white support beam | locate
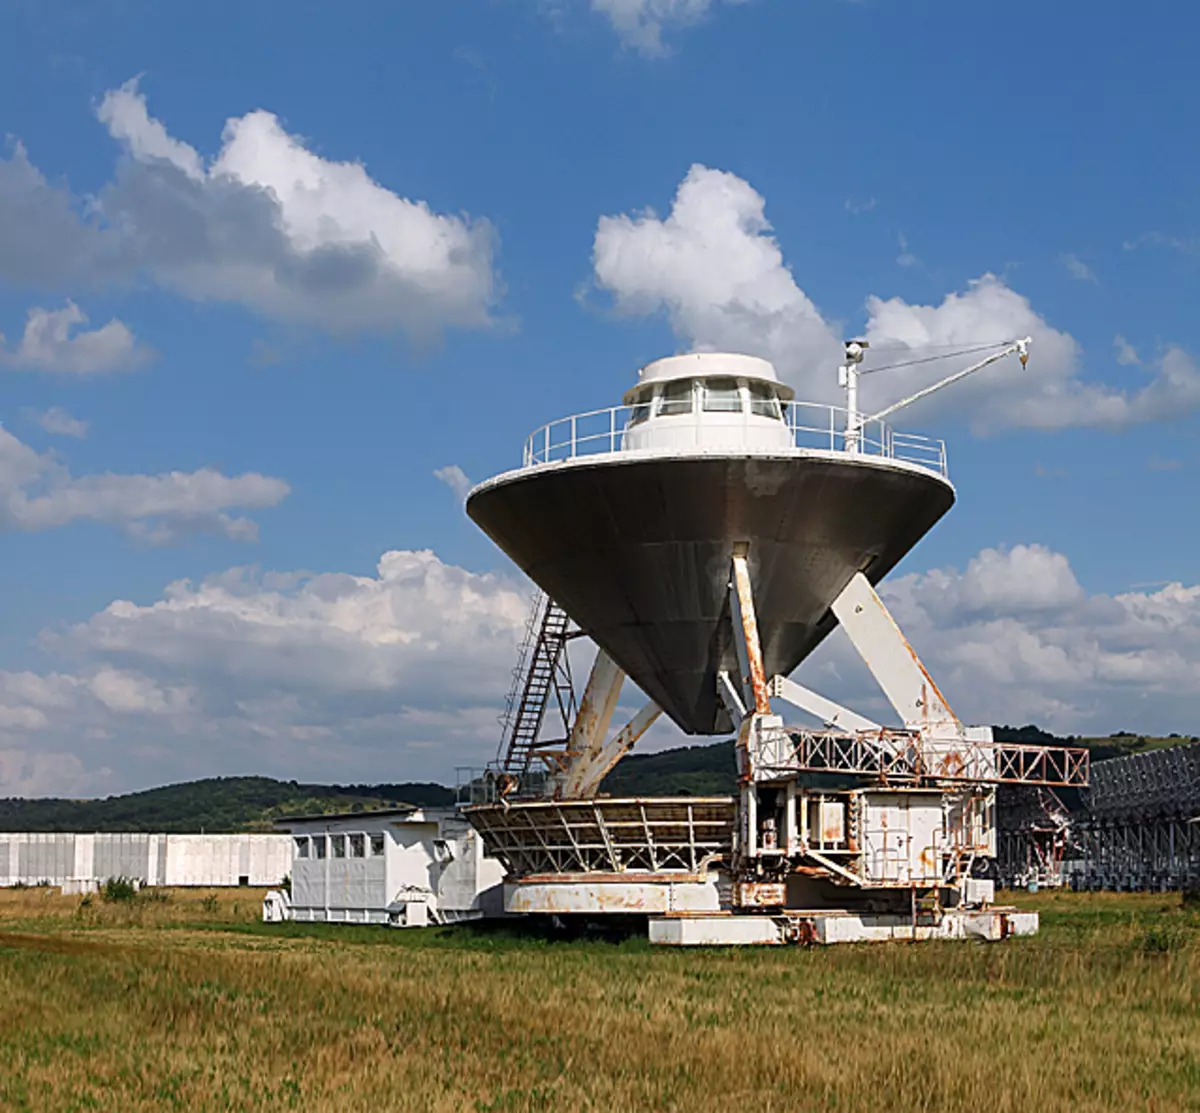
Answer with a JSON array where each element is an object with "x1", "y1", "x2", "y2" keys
[
  {"x1": 564, "y1": 701, "x2": 663, "y2": 799},
  {"x1": 770, "y1": 675, "x2": 880, "y2": 733},
  {"x1": 562, "y1": 648, "x2": 624, "y2": 787},
  {"x1": 829, "y1": 572, "x2": 958, "y2": 732},
  {"x1": 716, "y1": 670, "x2": 747, "y2": 723}
]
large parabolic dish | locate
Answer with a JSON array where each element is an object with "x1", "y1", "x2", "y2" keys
[{"x1": 466, "y1": 353, "x2": 956, "y2": 735}]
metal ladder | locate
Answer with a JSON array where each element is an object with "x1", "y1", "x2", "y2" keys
[{"x1": 497, "y1": 592, "x2": 575, "y2": 775}]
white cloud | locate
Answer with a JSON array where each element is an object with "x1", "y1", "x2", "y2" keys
[
  {"x1": 6, "y1": 540, "x2": 1200, "y2": 794},
  {"x1": 33, "y1": 407, "x2": 88, "y2": 438},
  {"x1": 801, "y1": 543, "x2": 1200, "y2": 737},
  {"x1": 1060, "y1": 253, "x2": 1097, "y2": 283},
  {"x1": 590, "y1": 0, "x2": 746, "y2": 55},
  {"x1": 0, "y1": 81, "x2": 498, "y2": 339},
  {"x1": 844, "y1": 197, "x2": 877, "y2": 215},
  {"x1": 0, "y1": 748, "x2": 108, "y2": 797},
  {"x1": 87, "y1": 667, "x2": 192, "y2": 715},
  {"x1": 592, "y1": 164, "x2": 1200, "y2": 431},
  {"x1": 592, "y1": 163, "x2": 841, "y2": 383},
  {"x1": 0, "y1": 424, "x2": 288, "y2": 541},
  {"x1": 1, "y1": 550, "x2": 530, "y2": 794},
  {"x1": 1114, "y1": 334, "x2": 1140, "y2": 366},
  {"x1": 0, "y1": 302, "x2": 152, "y2": 374},
  {"x1": 1124, "y1": 232, "x2": 1200, "y2": 258},
  {"x1": 433, "y1": 464, "x2": 472, "y2": 501}
]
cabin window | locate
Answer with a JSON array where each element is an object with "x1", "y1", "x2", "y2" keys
[
  {"x1": 702, "y1": 378, "x2": 743, "y2": 413},
  {"x1": 628, "y1": 401, "x2": 652, "y2": 427},
  {"x1": 349, "y1": 834, "x2": 366, "y2": 859},
  {"x1": 748, "y1": 382, "x2": 783, "y2": 420},
  {"x1": 370, "y1": 833, "x2": 386, "y2": 857},
  {"x1": 313, "y1": 836, "x2": 327, "y2": 860},
  {"x1": 294, "y1": 836, "x2": 309, "y2": 859},
  {"x1": 331, "y1": 834, "x2": 346, "y2": 859},
  {"x1": 657, "y1": 380, "x2": 694, "y2": 416}
]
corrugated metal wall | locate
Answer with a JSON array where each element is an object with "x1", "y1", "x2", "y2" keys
[{"x1": 0, "y1": 833, "x2": 292, "y2": 887}]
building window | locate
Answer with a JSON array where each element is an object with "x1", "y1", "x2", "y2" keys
[
  {"x1": 370, "y1": 833, "x2": 386, "y2": 857},
  {"x1": 294, "y1": 836, "x2": 309, "y2": 859},
  {"x1": 748, "y1": 383, "x2": 783, "y2": 420},
  {"x1": 628, "y1": 401, "x2": 652, "y2": 427},
  {"x1": 331, "y1": 835, "x2": 346, "y2": 859},
  {"x1": 349, "y1": 834, "x2": 366, "y2": 859},
  {"x1": 656, "y1": 380, "x2": 694, "y2": 416},
  {"x1": 702, "y1": 378, "x2": 742, "y2": 413},
  {"x1": 313, "y1": 836, "x2": 327, "y2": 860}
]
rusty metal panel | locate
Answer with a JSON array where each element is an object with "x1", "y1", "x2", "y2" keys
[{"x1": 733, "y1": 881, "x2": 786, "y2": 908}]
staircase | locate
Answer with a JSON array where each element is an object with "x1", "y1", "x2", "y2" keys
[{"x1": 497, "y1": 593, "x2": 574, "y2": 775}]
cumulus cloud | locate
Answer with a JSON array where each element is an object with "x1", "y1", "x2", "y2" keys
[
  {"x1": 589, "y1": 0, "x2": 746, "y2": 55},
  {"x1": 0, "y1": 424, "x2": 288, "y2": 542},
  {"x1": 592, "y1": 164, "x2": 1200, "y2": 431},
  {"x1": 801, "y1": 544, "x2": 1200, "y2": 737},
  {"x1": 0, "y1": 81, "x2": 497, "y2": 339},
  {"x1": 32, "y1": 407, "x2": 88, "y2": 438},
  {"x1": 0, "y1": 302, "x2": 153, "y2": 374},
  {"x1": 592, "y1": 164, "x2": 841, "y2": 382},
  {"x1": 1, "y1": 550, "x2": 529, "y2": 794},
  {"x1": 1114, "y1": 335, "x2": 1140, "y2": 366},
  {"x1": 6, "y1": 541, "x2": 1200, "y2": 794},
  {"x1": 433, "y1": 464, "x2": 472, "y2": 501}
]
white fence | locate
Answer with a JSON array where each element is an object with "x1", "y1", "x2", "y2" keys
[{"x1": 521, "y1": 401, "x2": 948, "y2": 477}]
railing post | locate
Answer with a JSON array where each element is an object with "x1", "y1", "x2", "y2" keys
[
  {"x1": 544, "y1": 424, "x2": 550, "y2": 465},
  {"x1": 829, "y1": 405, "x2": 835, "y2": 451},
  {"x1": 610, "y1": 407, "x2": 616, "y2": 453},
  {"x1": 571, "y1": 415, "x2": 577, "y2": 459}
]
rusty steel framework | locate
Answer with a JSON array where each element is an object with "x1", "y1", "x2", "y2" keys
[
  {"x1": 998, "y1": 745, "x2": 1200, "y2": 891},
  {"x1": 459, "y1": 343, "x2": 1099, "y2": 942},
  {"x1": 748, "y1": 726, "x2": 1089, "y2": 788},
  {"x1": 467, "y1": 561, "x2": 1090, "y2": 931}
]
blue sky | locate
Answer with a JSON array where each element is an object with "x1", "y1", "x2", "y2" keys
[{"x1": 0, "y1": 0, "x2": 1197, "y2": 795}]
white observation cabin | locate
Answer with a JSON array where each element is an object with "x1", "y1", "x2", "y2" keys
[{"x1": 622, "y1": 353, "x2": 796, "y2": 454}]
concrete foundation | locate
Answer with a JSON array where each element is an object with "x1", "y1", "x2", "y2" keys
[{"x1": 648, "y1": 907, "x2": 1038, "y2": 946}]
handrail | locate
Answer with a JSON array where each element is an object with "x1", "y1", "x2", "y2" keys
[{"x1": 520, "y1": 401, "x2": 948, "y2": 478}]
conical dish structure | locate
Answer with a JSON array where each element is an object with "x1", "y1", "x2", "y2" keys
[{"x1": 467, "y1": 354, "x2": 955, "y2": 735}]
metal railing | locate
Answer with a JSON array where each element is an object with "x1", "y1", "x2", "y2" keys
[{"x1": 520, "y1": 401, "x2": 948, "y2": 477}]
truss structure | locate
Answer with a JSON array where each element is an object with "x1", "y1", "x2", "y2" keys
[
  {"x1": 467, "y1": 797, "x2": 735, "y2": 877},
  {"x1": 1084, "y1": 745, "x2": 1200, "y2": 820},
  {"x1": 999, "y1": 744, "x2": 1200, "y2": 892},
  {"x1": 748, "y1": 724, "x2": 1089, "y2": 788}
]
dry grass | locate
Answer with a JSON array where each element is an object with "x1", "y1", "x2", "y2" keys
[{"x1": 0, "y1": 888, "x2": 1198, "y2": 1112}]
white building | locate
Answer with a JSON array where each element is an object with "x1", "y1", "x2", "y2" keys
[
  {"x1": 0, "y1": 832, "x2": 292, "y2": 891},
  {"x1": 278, "y1": 806, "x2": 505, "y2": 926}
]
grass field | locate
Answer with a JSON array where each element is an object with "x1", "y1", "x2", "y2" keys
[{"x1": 0, "y1": 887, "x2": 1197, "y2": 1112}]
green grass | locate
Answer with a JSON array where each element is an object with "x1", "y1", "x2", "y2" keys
[{"x1": 0, "y1": 888, "x2": 1198, "y2": 1112}]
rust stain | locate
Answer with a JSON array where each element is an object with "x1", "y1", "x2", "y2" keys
[{"x1": 732, "y1": 550, "x2": 770, "y2": 715}]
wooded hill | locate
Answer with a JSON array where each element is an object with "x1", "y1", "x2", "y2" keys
[{"x1": 1, "y1": 727, "x2": 1192, "y2": 833}]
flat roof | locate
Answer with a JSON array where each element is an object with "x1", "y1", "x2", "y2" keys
[{"x1": 273, "y1": 805, "x2": 425, "y2": 826}]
